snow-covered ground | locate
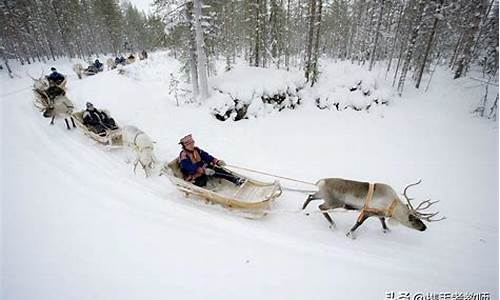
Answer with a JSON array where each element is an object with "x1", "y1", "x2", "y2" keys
[{"x1": 1, "y1": 51, "x2": 498, "y2": 300}]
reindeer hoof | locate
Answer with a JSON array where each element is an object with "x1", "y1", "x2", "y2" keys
[
  {"x1": 382, "y1": 228, "x2": 390, "y2": 234},
  {"x1": 328, "y1": 223, "x2": 336, "y2": 231},
  {"x1": 346, "y1": 231, "x2": 356, "y2": 240}
]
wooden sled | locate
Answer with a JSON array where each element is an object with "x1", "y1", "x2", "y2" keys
[
  {"x1": 72, "y1": 111, "x2": 122, "y2": 146},
  {"x1": 164, "y1": 159, "x2": 282, "y2": 218}
]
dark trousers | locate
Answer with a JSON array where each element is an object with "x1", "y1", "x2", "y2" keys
[
  {"x1": 193, "y1": 167, "x2": 240, "y2": 187},
  {"x1": 88, "y1": 118, "x2": 117, "y2": 135}
]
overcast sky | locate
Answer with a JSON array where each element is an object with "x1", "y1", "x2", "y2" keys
[{"x1": 124, "y1": 0, "x2": 155, "y2": 14}]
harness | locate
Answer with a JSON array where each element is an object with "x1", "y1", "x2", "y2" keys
[{"x1": 357, "y1": 183, "x2": 398, "y2": 222}]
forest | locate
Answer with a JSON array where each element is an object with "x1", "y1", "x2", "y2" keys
[{"x1": 1, "y1": 0, "x2": 498, "y2": 99}]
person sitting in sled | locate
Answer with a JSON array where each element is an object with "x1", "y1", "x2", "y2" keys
[
  {"x1": 46, "y1": 67, "x2": 65, "y2": 85},
  {"x1": 83, "y1": 102, "x2": 118, "y2": 136},
  {"x1": 178, "y1": 134, "x2": 244, "y2": 187},
  {"x1": 93, "y1": 59, "x2": 103, "y2": 72},
  {"x1": 115, "y1": 55, "x2": 126, "y2": 65}
]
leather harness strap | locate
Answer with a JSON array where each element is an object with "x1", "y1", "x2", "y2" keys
[{"x1": 357, "y1": 183, "x2": 398, "y2": 222}]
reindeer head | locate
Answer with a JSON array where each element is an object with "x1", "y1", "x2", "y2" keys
[
  {"x1": 43, "y1": 104, "x2": 55, "y2": 118},
  {"x1": 402, "y1": 180, "x2": 445, "y2": 231}
]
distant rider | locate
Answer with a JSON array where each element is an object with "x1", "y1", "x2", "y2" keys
[
  {"x1": 115, "y1": 55, "x2": 126, "y2": 65},
  {"x1": 93, "y1": 59, "x2": 103, "y2": 72},
  {"x1": 178, "y1": 134, "x2": 244, "y2": 187},
  {"x1": 83, "y1": 102, "x2": 118, "y2": 136},
  {"x1": 46, "y1": 67, "x2": 65, "y2": 85}
]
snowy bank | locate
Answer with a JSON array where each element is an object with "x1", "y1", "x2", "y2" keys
[
  {"x1": 208, "y1": 66, "x2": 304, "y2": 120},
  {"x1": 301, "y1": 60, "x2": 394, "y2": 111}
]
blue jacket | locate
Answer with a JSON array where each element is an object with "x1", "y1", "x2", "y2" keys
[
  {"x1": 47, "y1": 71, "x2": 65, "y2": 83},
  {"x1": 179, "y1": 147, "x2": 217, "y2": 180}
]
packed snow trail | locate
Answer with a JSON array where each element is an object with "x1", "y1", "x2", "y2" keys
[{"x1": 1, "y1": 53, "x2": 498, "y2": 299}]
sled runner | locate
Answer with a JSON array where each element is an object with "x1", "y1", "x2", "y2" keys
[
  {"x1": 163, "y1": 158, "x2": 282, "y2": 216},
  {"x1": 72, "y1": 110, "x2": 122, "y2": 146}
]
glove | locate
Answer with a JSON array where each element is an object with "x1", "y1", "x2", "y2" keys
[
  {"x1": 217, "y1": 160, "x2": 226, "y2": 167},
  {"x1": 205, "y1": 168, "x2": 215, "y2": 176}
]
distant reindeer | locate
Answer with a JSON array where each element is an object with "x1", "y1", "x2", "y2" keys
[
  {"x1": 126, "y1": 54, "x2": 136, "y2": 64},
  {"x1": 42, "y1": 96, "x2": 76, "y2": 130},
  {"x1": 139, "y1": 50, "x2": 148, "y2": 60},
  {"x1": 302, "y1": 179, "x2": 444, "y2": 239},
  {"x1": 72, "y1": 63, "x2": 84, "y2": 79},
  {"x1": 120, "y1": 125, "x2": 156, "y2": 177},
  {"x1": 106, "y1": 58, "x2": 116, "y2": 70}
]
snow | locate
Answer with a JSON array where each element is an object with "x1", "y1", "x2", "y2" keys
[
  {"x1": 210, "y1": 66, "x2": 304, "y2": 104},
  {"x1": 1, "y1": 51, "x2": 498, "y2": 300},
  {"x1": 300, "y1": 59, "x2": 394, "y2": 110},
  {"x1": 209, "y1": 66, "x2": 303, "y2": 119}
]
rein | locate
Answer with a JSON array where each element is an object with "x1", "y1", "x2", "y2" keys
[{"x1": 225, "y1": 164, "x2": 316, "y2": 186}]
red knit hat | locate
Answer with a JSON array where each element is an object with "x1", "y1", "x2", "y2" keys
[{"x1": 179, "y1": 134, "x2": 194, "y2": 145}]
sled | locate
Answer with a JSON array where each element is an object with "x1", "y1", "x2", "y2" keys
[
  {"x1": 72, "y1": 110, "x2": 123, "y2": 146},
  {"x1": 164, "y1": 158, "x2": 282, "y2": 217},
  {"x1": 82, "y1": 69, "x2": 98, "y2": 76}
]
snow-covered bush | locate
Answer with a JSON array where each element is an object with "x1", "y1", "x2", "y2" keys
[
  {"x1": 301, "y1": 60, "x2": 393, "y2": 111},
  {"x1": 208, "y1": 66, "x2": 304, "y2": 121}
]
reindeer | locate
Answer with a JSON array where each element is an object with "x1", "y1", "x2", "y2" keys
[
  {"x1": 302, "y1": 179, "x2": 444, "y2": 239},
  {"x1": 126, "y1": 54, "x2": 136, "y2": 64},
  {"x1": 72, "y1": 63, "x2": 84, "y2": 79},
  {"x1": 106, "y1": 58, "x2": 116, "y2": 70},
  {"x1": 42, "y1": 95, "x2": 76, "y2": 130},
  {"x1": 29, "y1": 71, "x2": 53, "y2": 111},
  {"x1": 119, "y1": 125, "x2": 156, "y2": 177}
]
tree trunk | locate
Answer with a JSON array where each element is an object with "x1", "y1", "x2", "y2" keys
[
  {"x1": 193, "y1": 0, "x2": 209, "y2": 100},
  {"x1": 254, "y1": 0, "x2": 261, "y2": 67},
  {"x1": 470, "y1": 0, "x2": 495, "y2": 67},
  {"x1": 454, "y1": 1, "x2": 484, "y2": 79},
  {"x1": 397, "y1": 0, "x2": 427, "y2": 96},
  {"x1": 369, "y1": 0, "x2": 385, "y2": 71},
  {"x1": 0, "y1": 47, "x2": 14, "y2": 78},
  {"x1": 305, "y1": 0, "x2": 317, "y2": 82},
  {"x1": 285, "y1": 0, "x2": 291, "y2": 70},
  {"x1": 415, "y1": 0, "x2": 442, "y2": 89},
  {"x1": 186, "y1": 1, "x2": 199, "y2": 97},
  {"x1": 449, "y1": 32, "x2": 464, "y2": 69},
  {"x1": 311, "y1": 0, "x2": 323, "y2": 86},
  {"x1": 386, "y1": 0, "x2": 406, "y2": 76}
]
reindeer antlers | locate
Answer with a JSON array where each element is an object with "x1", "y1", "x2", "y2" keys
[
  {"x1": 403, "y1": 179, "x2": 446, "y2": 222},
  {"x1": 403, "y1": 179, "x2": 421, "y2": 211}
]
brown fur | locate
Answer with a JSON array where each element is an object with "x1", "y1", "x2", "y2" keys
[{"x1": 304, "y1": 178, "x2": 427, "y2": 239}]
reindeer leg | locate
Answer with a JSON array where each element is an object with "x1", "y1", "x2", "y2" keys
[
  {"x1": 346, "y1": 214, "x2": 369, "y2": 239},
  {"x1": 133, "y1": 159, "x2": 139, "y2": 174},
  {"x1": 71, "y1": 117, "x2": 76, "y2": 128},
  {"x1": 319, "y1": 203, "x2": 336, "y2": 230},
  {"x1": 64, "y1": 118, "x2": 70, "y2": 130},
  {"x1": 379, "y1": 217, "x2": 390, "y2": 233},
  {"x1": 302, "y1": 194, "x2": 320, "y2": 210},
  {"x1": 322, "y1": 213, "x2": 335, "y2": 230},
  {"x1": 50, "y1": 116, "x2": 55, "y2": 125}
]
